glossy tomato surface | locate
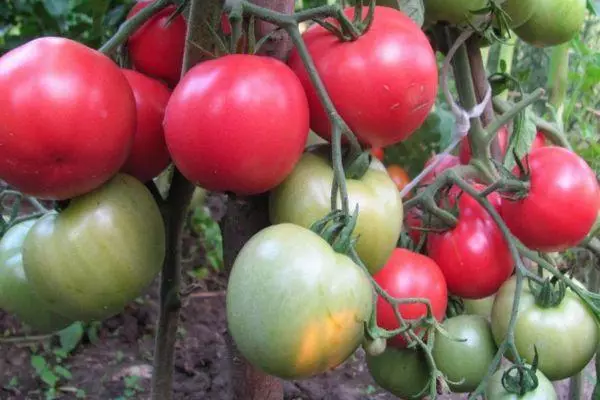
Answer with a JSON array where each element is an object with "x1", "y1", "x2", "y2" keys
[
  {"x1": 501, "y1": 146, "x2": 600, "y2": 252},
  {"x1": 374, "y1": 248, "x2": 447, "y2": 347},
  {"x1": 226, "y1": 223, "x2": 372, "y2": 379},
  {"x1": 491, "y1": 275, "x2": 599, "y2": 381},
  {"x1": 288, "y1": 6, "x2": 438, "y2": 147},
  {"x1": 485, "y1": 365, "x2": 557, "y2": 400},
  {"x1": 366, "y1": 347, "x2": 430, "y2": 399},
  {"x1": 432, "y1": 315, "x2": 497, "y2": 392},
  {"x1": 0, "y1": 220, "x2": 73, "y2": 333},
  {"x1": 427, "y1": 185, "x2": 513, "y2": 299},
  {"x1": 0, "y1": 37, "x2": 136, "y2": 200},
  {"x1": 121, "y1": 69, "x2": 171, "y2": 183},
  {"x1": 23, "y1": 174, "x2": 165, "y2": 322},
  {"x1": 269, "y1": 145, "x2": 403, "y2": 274},
  {"x1": 127, "y1": 1, "x2": 186, "y2": 86},
  {"x1": 165, "y1": 54, "x2": 310, "y2": 195}
]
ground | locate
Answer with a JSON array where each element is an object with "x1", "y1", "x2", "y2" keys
[{"x1": 0, "y1": 200, "x2": 596, "y2": 399}]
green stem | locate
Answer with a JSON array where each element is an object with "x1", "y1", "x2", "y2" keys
[
  {"x1": 496, "y1": 35, "x2": 517, "y2": 101},
  {"x1": 547, "y1": 43, "x2": 570, "y2": 121},
  {"x1": 99, "y1": 0, "x2": 171, "y2": 55}
]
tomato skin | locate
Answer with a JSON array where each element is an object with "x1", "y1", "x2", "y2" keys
[
  {"x1": 514, "y1": 0, "x2": 586, "y2": 47},
  {"x1": 0, "y1": 37, "x2": 136, "y2": 200},
  {"x1": 386, "y1": 165, "x2": 411, "y2": 192},
  {"x1": 459, "y1": 127, "x2": 546, "y2": 165},
  {"x1": 427, "y1": 185, "x2": 513, "y2": 299},
  {"x1": 491, "y1": 275, "x2": 599, "y2": 381},
  {"x1": 0, "y1": 220, "x2": 73, "y2": 333},
  {"x1": 422, "y1": 154, "x2": 460, "y2": 184},
  {"x1": 463, "y1": 294, "x2": 495, "y2": 318},
  {"x1": 366, "y1": 347, "x2": 429, "y2": 399},
  {"x1": 164, "y1": 54, "x2": 309, "y2": 195},
  {"x1": 269, "y1": 145, "x2": 403, "y2": 274},
  {"x1": 485, "y1": 365, "x2": 557, "y2": 400},
  {"x1": 432, "y1": 315, "x2": 497, "y2": 392},
  {"x1": 500, "y1": 0, "x2": 535, "y2": 28},
  {"x1": 22, "y1": 174, "x2": 166, "y2": 322},
  {"x1": 226, "y1": 223, "x2": 372, "y2": 379},
  {"x1": 371, "y1": 147, "x2": 385, "y2": 161},
  {"x1": 121, "y1": 69, "x2": 171, "y2": 183},
  {"x1": 127, "y1": 1, "x2": 186, "y2": 86},
  {"x1": 374, "y1": 248, "x2": 448, "y2": 348},
  {"x1": 288, "y1": 6, "x2": 438, "y2": 147},
  {"x1": 501, "y1": 147, "x2": 600, "y2": 252}
]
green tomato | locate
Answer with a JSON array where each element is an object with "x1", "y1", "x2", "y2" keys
[
  {"x1": 269, "y1": 145, "x2": 403, "y2": 274},
  {"x1": 513, "y1": 0, "x2": 586, "y2": 47},
  {"x1": 491, "y1": 275, "x2": 598, "y2": 381},
  {"x1": 499, "y1": 0, "x2": 535, "y2": 28},
  {"x1": 425, "y1": 0, "x2": 488, "y2": 25},
  {"x1": 0, "y1": 220, "x2": 73, "y2": 333},
  {"x1": 23, "y1": 173, "x2": 165, "y2": 322},
  {"x1": 433, "y1": 315, "x2": 497, "y2": 392},
  {"x1": 464, "y1": 294, "x2": 496, "y2": 318},
  {"x1": 485, "y1": 365, "x2": 557, "y2": 399},
  {"x1": 366, "y1": 347, "x2": 430, "y2": 399},
  {"x1": 226, "y1": 223, "x2": 372, "y2": 379}
]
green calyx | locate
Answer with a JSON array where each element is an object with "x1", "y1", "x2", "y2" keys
[
  {"x1": 309, "y1": 207, "x2": 360, "y2": 256},
  {"x1": 501, "y1": 359, "x2": 540, "y2": 396},
  {"x1": 529, "y1": 276, "x2": 567, "y2": 308},
  {"x1": 344, "y1": 150, "x2": 371, "y2": 180},
  {"x1": 312, "y1": 0, "x2": 376, "y2": 42}
]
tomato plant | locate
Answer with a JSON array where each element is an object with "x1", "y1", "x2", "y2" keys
[
  {"x1": 127, "y1": 1, "x2": 187, "y2": 86},
  {"x1": 269, "y1": 145, "x2": 403, "y2": 274},
  {"x1": 427, "y1": 185, "x2": 513, "y2": 299},
  {"x1": 288, "y1": 6, "x2": 438, "y2": 147},
  {"x1": 226, "y1": 223, "x2": 372, "y2": 379},
  {"x1": 22, "y1": 174, "x2": 166, "y2": 322},
  {"x1": 499, "y1": 0, "x2": 535, "y2": 28},
  {"x1": 459, "y1": 127, "x2": 546, "y2": 165},
  {"x1": 501, "y1": 146, "x2": 600, "y2": 252},
  {"x1": 0, "y1": 219, "x2": 73, "y2": 333},
  {"x1": 513, "y1": 0, "x2": 587, "y2": 47},
  {"x1": 485, "y1": 365, "x2": 558, "y2": 400},
  {"x1": 424, "y1": 0, "x2": 487, "y2": 25},
  {"x1": 432, "y1": 315, "x2": 497, "y2": 392},
  {"x1": 374, "y1": 248, "x2": 448, "y2": 348},
  {"x1": 422, "y1": 153, "x2": 460, "y2": 184},
  {"x1": 491, "y1": 275, "x2": 599, "y2": 381},
  {"x1": 121, "y1": 69, "x2": 172, "y2": 183},
  {"x1": 366, "y1": 347, "x2": 429, "y2": 399},
  {"x1": 463, "y1": 294, "x2": 495, "y2": 318},
  {"x1": 164, "y1": 54, "x2": 310, "y2": 195},
  {"x1": 386, "y1": 164, "x2": 411, "y2": 192},
  {"x1": 0, "y1": 37, "x2": 136, "y2": 200}
]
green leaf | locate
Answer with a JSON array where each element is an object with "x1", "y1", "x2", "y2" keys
[
  {"x1": 58, "y1": 322, "x2": 85, "y2": 354},
  {"x1": 397, "y1": 0, "x2": 425, "y2": 26},
  {"x1": 54, "y1": 365, "x2": 72, "y2": 380},
  {"x1": 31, "y1": 355, "x2": 48, "y2": 374},
  {"x1": 42, "y1": 0, "x2": 70, "y2": 18},
  {"x1": 41, "y1": 369, "x2": 59, "y2": 387},
  {"x1": 503, "y1": 108, "x2": 537, "y2": 170},
  {"x1": 587, "y1": 0, "x2": 598, "y2": 15}
]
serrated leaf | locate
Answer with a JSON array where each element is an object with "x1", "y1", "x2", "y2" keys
[
  {"x1": 31, "y1": 355, "x2": 47, "y2": 374},
  {"x1": 54, "y1": 365, "x2": 72, "y2": 380},
  {"x1": 503, "y1": 108, "x2": 537, "y2": 170},
  {"x1": 58, "y1": 322, "x2": 85, "y2": 354},
  {"x1": 397, "y1": 0, "x2": 425, "y2": 26}
]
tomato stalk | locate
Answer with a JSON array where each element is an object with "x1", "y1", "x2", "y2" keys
[{"x1": 99, "y1": 0, "x2": 172, "y2": 55}]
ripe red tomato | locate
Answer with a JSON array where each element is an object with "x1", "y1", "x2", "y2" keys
[
  {"x1": 164, "y1": 54, "x2": 310, "y2": 195},
  {"x1": 0, "y1": 37, "x2": 136, "y2": 200},
  {"x1": 374, "y1": 248, "x2": 448, "y2": 348},
  {"x1": 121, "y1": 69, "x2": 171, "y2": 183},
  {"x1": 127, "y1": 1, "x2": 186, "y2": 86},
  {"x1": 288, "y1": 6, "x2": 438, "y2": 148},
  {"x1": 371, "y1": 147, "x2": 385, "y2": 161},
  {"x1": 386, "y1": 165, "x2": 411, "y2": 192},
  {"x1": 460, "y1": 127, "x2": 546, "y2": 164},
  {"x1": 422, "y1": 154, "x2": 460, "y2": 185},
  {"x1": 501, "y1": 146, "x2": 600, "y2": 252},
  {"x1": 427, "y1": 184, "x2": 513, "y2": 299}
]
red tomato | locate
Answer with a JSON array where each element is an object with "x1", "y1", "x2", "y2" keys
[
  {"x1": 422, "y1": 154, "x2": 460, "y2": 185},
  {"x1": 374, "y1": 248, "x2": 448, "y2": 348},
  {"x1": 121, "y1": 69, "x2": 171, "y2": 183},
  {"x1": 0, "y1": 37, "x2": 136, "y2": 200},
  {"x1": 386, "y1": 165, "x2": 411, "y2": 192},
  {"x1": 501, "y1": 147, "x2": 600, "y2": 252},
  {"x1": 460, "y1": 127, "x2": 546, "y2": 164},
  {"x1": 371, "y1": 147, "x2": 385, "y2": 161},
  {"x1": 427, "y1": 184, "x2": 513, "y2": 299},
  {"x1": 164, "y1": 54, "x2": 310, "y2": 195},
  {"x1": 127, "y1": 1, "x2": 186, "y2": 86},
  {"x1": 288, "y1": 6, "x2": 438, "y2": 148},
  {"x1": 404, "y1": 207, "x2": 423, "y2": 244}
]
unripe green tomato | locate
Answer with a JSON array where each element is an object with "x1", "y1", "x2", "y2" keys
[
  {"x1": 432, "y1": 315, "x2": 498, "y2": 392},
  {"x1": 0, "y1": 220, "x2": 73, "y2": 333},
  {"x1": 485, "y1": 365, "x2": 557, "y2": 399},
  {"x1": 269, "y1": 145, "x2": 403, "y2": 275},
  {"x1": 425, "y1": 0, "x2": 488, "y2": 26},
  {"x1": 513, "y1": 0, "x2": 586, "y2": 47},
  {"x1": 227, "y1": 223, "x2": 373, "y2": 379},
  {"x1": 499, "y1": 0, "x2": 535, "y2": 28},
  {"x1": 366, "y1": 347, "x2": 429, "y2": 399},
  {"x1": 464, "y1": 294, "x2": 496, "y2": 318},
  {"x1": 23, "y1": 173, "x2": 166, "y2": 322}
]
